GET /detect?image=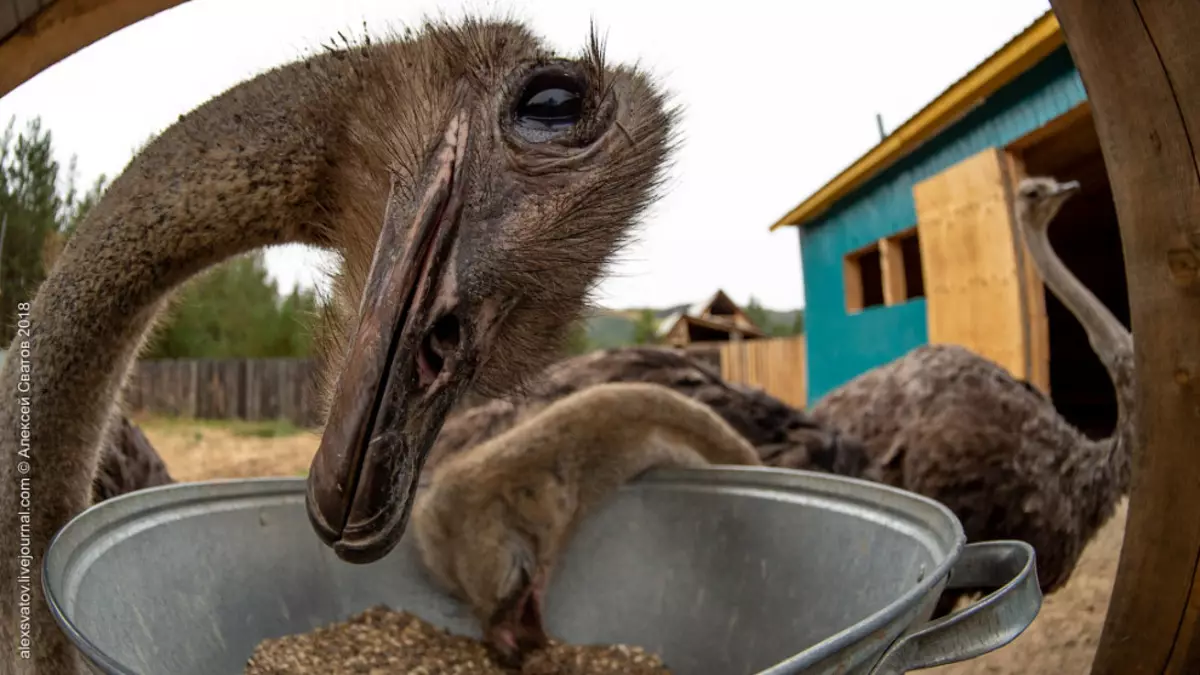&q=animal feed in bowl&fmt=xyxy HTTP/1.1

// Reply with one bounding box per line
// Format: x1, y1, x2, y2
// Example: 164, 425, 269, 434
244, 606, 671, 674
